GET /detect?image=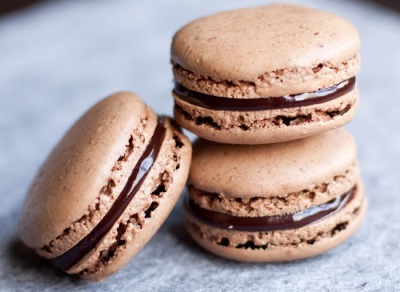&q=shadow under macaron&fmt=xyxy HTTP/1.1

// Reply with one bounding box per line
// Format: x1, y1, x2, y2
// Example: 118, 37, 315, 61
6, 238, 73, 280
366, 0, 400, 13
167, 197, 214, 260
2, 210, 88, 286
0, 0, 48, 16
